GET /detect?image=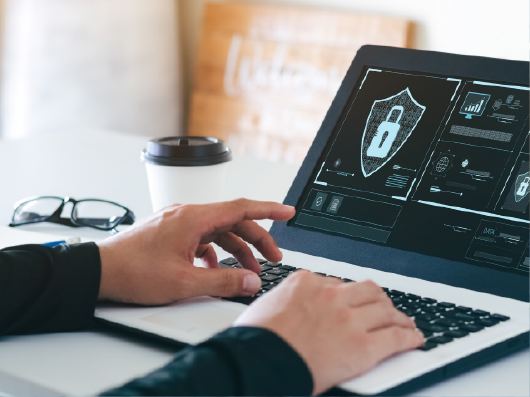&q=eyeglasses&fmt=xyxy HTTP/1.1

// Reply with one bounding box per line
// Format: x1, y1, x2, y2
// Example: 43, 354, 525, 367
9, 196, 135, 233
